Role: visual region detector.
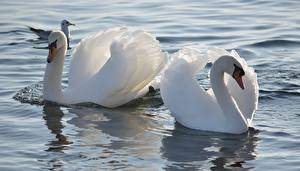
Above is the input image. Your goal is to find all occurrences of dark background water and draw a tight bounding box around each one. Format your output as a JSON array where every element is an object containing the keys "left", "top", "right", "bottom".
[{"left": 1, "top": 0, "right": 300, "bottom": 170}]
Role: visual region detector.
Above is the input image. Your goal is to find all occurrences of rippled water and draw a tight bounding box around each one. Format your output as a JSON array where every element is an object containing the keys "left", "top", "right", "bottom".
[{"left": 1, "top": 0, "right": 300, "bottom": 170}]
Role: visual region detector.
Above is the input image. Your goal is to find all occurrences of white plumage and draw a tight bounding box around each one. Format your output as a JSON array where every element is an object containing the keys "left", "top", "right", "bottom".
[
  {"left": 43, "top": 27, "right": 167, "bottom": 107},
  {"left": 160, "top": 47, "right": 259, "bottom": 134}
]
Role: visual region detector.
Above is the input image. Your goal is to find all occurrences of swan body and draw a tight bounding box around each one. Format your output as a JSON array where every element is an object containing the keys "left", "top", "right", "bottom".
[
  {"left": 44, "top": 27, "right": 167, "bottom": 107},
  {"left": 29, "top": 20, "right": 75, "bottom": 47},
  {"left": 160, "top": 47, "right": 258, "bottom": 134}
]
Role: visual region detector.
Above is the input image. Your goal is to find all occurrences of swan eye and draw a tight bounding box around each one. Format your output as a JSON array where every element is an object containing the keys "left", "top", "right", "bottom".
[
  {"left": 240, "top": 69, "right": 245, "bottom": 76},
  {"left": 232, "top": 64, "right": 245, "bottom": 77},
  {"left": 48, "top": 40, "right": 57, "bottom": 49}
]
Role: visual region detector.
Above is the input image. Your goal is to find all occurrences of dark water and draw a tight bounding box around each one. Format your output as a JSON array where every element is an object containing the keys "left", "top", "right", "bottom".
[{"left": 1, "top": 0, "right": 300, "bottom": 170}]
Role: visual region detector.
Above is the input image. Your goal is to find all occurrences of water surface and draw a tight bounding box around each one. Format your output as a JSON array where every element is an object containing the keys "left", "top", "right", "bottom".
[{"left": 1, "top": 0, "right": 300, "bottom": 170}]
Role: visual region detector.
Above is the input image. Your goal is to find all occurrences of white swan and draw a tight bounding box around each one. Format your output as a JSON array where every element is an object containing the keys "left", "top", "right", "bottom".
[
  {"left": 44, "top": 27, "right": 167, "bottom": 108},
  {"left": 160, "top": 47, "right": 259, "bottom": 134}
]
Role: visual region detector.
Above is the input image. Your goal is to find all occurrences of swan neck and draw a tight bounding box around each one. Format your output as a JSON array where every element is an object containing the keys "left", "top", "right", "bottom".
[
  {"left": 210, "top": 60, "right": 244, "bottom": 120},
  {"left": 43, "top": 46, "right": 66, "bottom": 103}
]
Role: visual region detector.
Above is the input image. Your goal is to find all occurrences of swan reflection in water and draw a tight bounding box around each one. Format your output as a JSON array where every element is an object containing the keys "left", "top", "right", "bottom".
[
  {"left": 161, "top": 123, "right": 259, "bottom": 170},
  {"left": 43, "top": 103, "right": 72, "bottom": 152},
  {"left": 42, "top": 102, "right": 258, "bottom": 170},
  {"left": 67, "top": 104, "right": 163, "bottom": 160},
  {"left": 42, "top": 101, "right": 164, "bottom": 169}
]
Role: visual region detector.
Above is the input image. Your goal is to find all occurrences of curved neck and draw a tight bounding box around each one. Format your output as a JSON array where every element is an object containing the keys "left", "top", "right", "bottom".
[
  {"left": 43, "top": 46, "right": 66, "bottom": 103},
  {"left": 210, "top": 59, "right": 247, "bottom": 128}
]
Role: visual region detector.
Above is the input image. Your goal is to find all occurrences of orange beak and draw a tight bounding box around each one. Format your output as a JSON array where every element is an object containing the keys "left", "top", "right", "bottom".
[
  {"left": 233, "top": 69, "right": 245, "bottom": 90},
  {"left": 47, "top": 47, "right": 57, "bottom": 63}
]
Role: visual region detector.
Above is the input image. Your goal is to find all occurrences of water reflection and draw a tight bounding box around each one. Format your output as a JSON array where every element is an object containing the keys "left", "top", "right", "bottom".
[
  {"left": 42, "top": 102, "right": 258, "bottom": 170},
  {"left": 161, "top": 123, "right": 259, "bottom": 170},
  {"left": 66, "top": 105, "right": 164, "bottom": 169},
  {"left": 69, "top": 106, "right": 149, "bottom": 139},
  {"left": 68, "top": 105, "right": 162, "bottom": 150},
  {"left": 43, "top": 103, "right": 72, "bottom": 152}
]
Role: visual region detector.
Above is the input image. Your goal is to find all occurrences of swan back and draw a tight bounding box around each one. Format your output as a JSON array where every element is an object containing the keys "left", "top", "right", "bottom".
[
  {"left": 167, "top": 47, "right": 208, "bottom": 75},
  {"left": 91, "top": 29, "right": 167, "bottom": 107},
  {"left": 64, "top": 27, "right": 167, "bottom": 107},
  {"left": 68, "top": 27, "right": 128, "bottom": 87}
]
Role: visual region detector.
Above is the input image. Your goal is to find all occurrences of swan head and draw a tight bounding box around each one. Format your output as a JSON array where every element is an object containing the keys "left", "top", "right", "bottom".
[
  {"left": 232, "top": 63, "right": 245, "bottom": 90},
  {"left": 218, "top": 55, "right": 245, "bottom": 90},
  {"left": 47, "top": 30, "right": 67, "bottom": 63}
]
